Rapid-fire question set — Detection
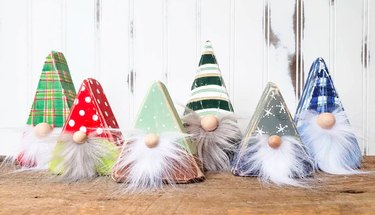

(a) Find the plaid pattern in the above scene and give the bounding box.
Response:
[308,59,340,113]
[27,51,76,127]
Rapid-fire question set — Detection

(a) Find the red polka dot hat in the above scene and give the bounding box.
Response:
[63,78,122,143]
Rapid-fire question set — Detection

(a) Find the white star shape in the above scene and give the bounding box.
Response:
[270,91,276,100]
[276,102,286,113]
[255,126,265,136]
[276,124,288,134]
[264,107,274,117]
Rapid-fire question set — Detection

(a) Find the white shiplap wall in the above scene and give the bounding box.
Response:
[0,0,373,155]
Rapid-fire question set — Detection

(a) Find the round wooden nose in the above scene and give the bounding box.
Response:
[268,135,282,149]
[144,133,159,148]
[34,122,53,138]
[73,131,88,144]
[200,115,219,132]
[316,112,336,129]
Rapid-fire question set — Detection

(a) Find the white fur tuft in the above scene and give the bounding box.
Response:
[183,111,241,171]
[297,110,362,174]
[4,126,61,170]
[238,135,314,187]
[113,132,198,193]
[53,134,117,182]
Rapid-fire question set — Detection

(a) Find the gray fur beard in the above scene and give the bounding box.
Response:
[183,111,242,171]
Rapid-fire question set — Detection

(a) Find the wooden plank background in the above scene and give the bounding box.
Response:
[0,0,373,155]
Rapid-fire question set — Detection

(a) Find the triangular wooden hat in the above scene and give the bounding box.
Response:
[232,82,313,179]
[294,58,361,174]
[295,57,344,122]
[186,41,234,117]
[49,78,122,176]
[113,81,204,185]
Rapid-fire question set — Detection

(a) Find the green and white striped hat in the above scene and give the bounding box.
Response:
[186,41,234,117]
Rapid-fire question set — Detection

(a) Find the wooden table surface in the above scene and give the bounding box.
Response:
[1,157,375,215]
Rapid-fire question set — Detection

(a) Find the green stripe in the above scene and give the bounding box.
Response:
[191,76,223,89]
[199,54,217,65]
[187,99,234,112]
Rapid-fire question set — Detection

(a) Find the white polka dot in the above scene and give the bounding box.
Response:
[96,89,100,94]
[144,105,148,109]
[112,120,116,125]
[96,128,103,135]
[81,86,86,91]
[162,124,166,127]
[160,102,163,105]
[105,111,108,117]
[97,99,101,104]
[80,126,87,132]
[139,118,143,122]
[74,99,79,105]
[79,110,85,116]
[92,114,98,121]
[68,120,75,127]
[153,116,157,119]
[85,97,91,103]
[104,102,108,107]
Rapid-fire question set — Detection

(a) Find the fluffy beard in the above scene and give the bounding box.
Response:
[234,135,314,187]
[183,112,241,171]
[112,132,200,193]
[52,134,118,182]
[4,126,61,170]
[297,110,362,175]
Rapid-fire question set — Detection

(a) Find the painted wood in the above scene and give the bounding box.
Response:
[0,0,374,155]
[99,0,131,129]
[367,0,374,155]
[0,0,30,155]
[266,0,298,114]
[166,0,197,115]
[232,0,264,131]
[334,0,365,153]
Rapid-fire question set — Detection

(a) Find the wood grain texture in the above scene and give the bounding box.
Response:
[1,157,375,214]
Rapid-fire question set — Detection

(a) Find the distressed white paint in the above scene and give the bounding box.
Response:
[0,0,374,155]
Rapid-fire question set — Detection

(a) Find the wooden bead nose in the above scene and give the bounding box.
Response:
[144,133,159,148]
[316,112,336,129]
[268,135,282,149]
[73,131,88,144]
[200,115,219,132]
[34,122,53,138]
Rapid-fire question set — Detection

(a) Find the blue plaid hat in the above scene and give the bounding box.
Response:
[295,58,344,122]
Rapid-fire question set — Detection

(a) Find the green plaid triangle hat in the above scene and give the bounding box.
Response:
[27,51,76,128]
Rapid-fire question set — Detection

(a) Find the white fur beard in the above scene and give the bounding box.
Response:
[237,135,314,187]
[4,126,61,170]
[183,112,241,171]
[113,132,197,192]
[54,135,115,182]
[297,110,362,175]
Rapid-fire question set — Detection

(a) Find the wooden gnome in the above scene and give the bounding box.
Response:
[112,81,204,192]
[232,82,314,186]
[295,58,362,174]
[182,41,241,172]
[7,51,76,169]
[49,78,122,181]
